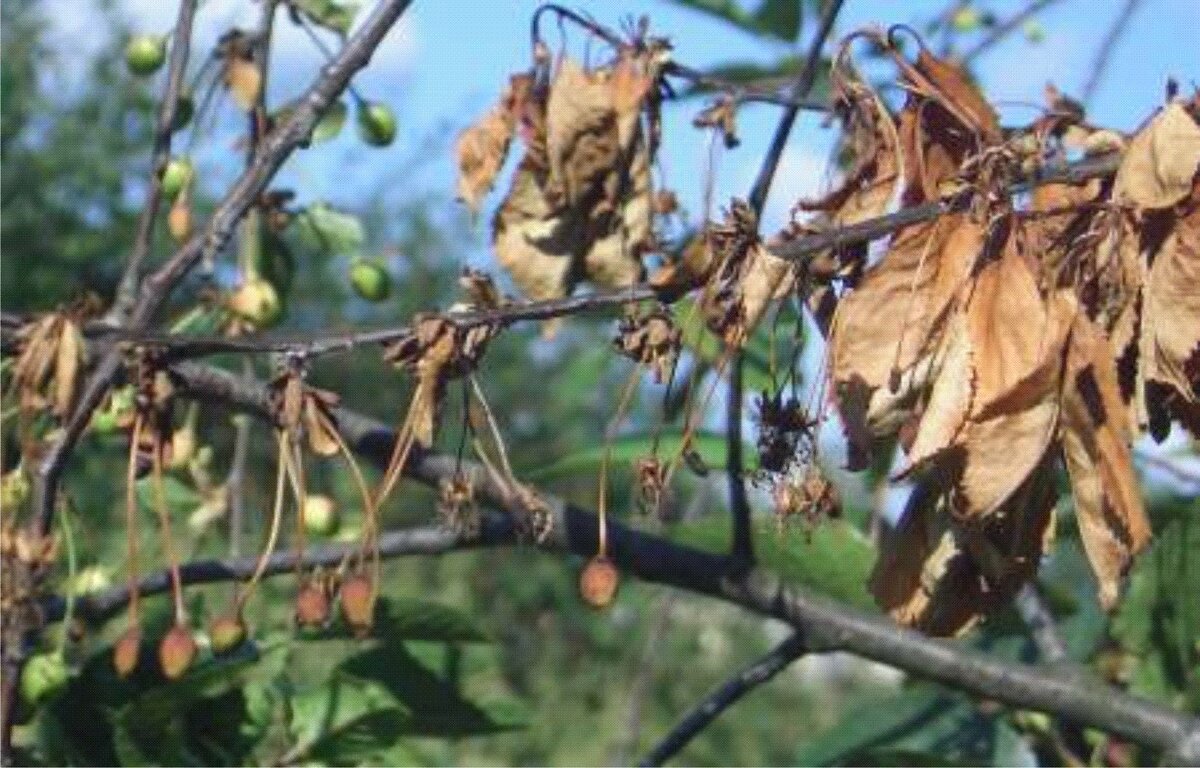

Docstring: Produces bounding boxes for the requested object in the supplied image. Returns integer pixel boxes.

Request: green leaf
[670,0,803,41]
[340,644,527,737]
[289,672,411,763]
[522,432,740,483]
[375,597,491,644]
[292,0,361,36]
[672,517,876,608]
[290,202,365,256]
[135,474,201,516]
[168,304,226,335]
[311,99,348,144]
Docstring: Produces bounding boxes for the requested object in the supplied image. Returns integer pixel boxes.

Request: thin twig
[727,0,846,568]
[1081,0,1142,105]
[1015,583,1070,664]
[960,0,1066,64]
[111,0,200,320]
[639,634,808,766]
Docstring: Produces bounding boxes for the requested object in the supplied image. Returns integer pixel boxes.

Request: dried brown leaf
[1113,102,1200,210]
[1140,193,1200,406]
[1061,314,1150,609]
[455,75,530,213]
[53,321,83,419]
[225,57,262,112]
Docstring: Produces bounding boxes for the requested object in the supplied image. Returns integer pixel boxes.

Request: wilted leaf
[1061,313,1150,609]
[1113,102,1200,210]
[456,75,530,213]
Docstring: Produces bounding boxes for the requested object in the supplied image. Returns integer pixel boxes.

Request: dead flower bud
[612,310,680,383]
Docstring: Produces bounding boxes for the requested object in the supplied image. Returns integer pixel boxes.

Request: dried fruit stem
[151,433,186,625]
[314,409,379,586]
[597,363,644,558]
[236,429,288,610]
[124,414,145,623]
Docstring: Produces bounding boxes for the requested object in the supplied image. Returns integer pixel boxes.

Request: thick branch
[134,362,1200,762]
[639,634,807,766]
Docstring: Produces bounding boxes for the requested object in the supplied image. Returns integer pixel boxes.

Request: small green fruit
[113,627,142,678]
[160,157,193,201]
[126,34,167,77]
[349,259,391,302]
[159,625,197,680]
[950,6,980,32]
[356,101,397,147]
[208,612,247,655]
[20,653,70,706]
[303,494,339,537]
[338,575,374,635]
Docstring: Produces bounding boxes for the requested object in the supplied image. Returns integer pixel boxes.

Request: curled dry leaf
[1113,101,1200,210]
[871,463,1057,636]
[224,55,262,112]
[1061,313,1150,609]
[612,310,681,383]
[700,200,794,347]
[455,75,532,214]
[491,48,665,312]
[384,315,497,446]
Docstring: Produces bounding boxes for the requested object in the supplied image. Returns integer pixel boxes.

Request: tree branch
[66,360,1197,763]
[110,0,200,320]
[639,633,808,766]
[1081,0,1142,105]
[28,0,416,538]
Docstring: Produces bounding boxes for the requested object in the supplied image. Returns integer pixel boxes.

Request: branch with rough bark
[42,360,1199,763]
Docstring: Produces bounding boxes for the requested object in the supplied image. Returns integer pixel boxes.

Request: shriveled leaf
[1061,314,1150,610]
[1114,102,1200,210]
[872,463,1057,636]
[53,320,83,419]
[828,215,978,466]
[455,75,530,213]
[1140,193,1200,423]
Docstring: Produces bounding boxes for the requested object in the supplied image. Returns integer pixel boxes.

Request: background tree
[2,1,1198,766]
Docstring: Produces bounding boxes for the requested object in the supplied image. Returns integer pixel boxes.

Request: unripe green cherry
[349,259,391,302]
[303,494,340,537]
[20,653,70,707]
[126,34,167,77]
[356,101,397,147]
[160,157,193,200]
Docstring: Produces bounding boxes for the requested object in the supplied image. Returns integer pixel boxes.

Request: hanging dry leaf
[1061,313,1150,609]
[52,320,83,419]
[455,75,531,213]
[1113,101,1200,210]
[491,49,664,312]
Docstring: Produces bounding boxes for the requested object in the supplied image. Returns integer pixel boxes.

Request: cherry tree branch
[28,0,416,538]
[1081,0,1142,105]
[638,634,808,766]
[110,0,200,320]
[46,360,1198,763]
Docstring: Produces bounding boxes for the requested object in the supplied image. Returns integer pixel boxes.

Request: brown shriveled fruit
[113,627,142,678]
[295,582,330,628]
[579,556,619,609]
[338,574,375,635]
[208,612,248,655]
[158,625,197,680]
